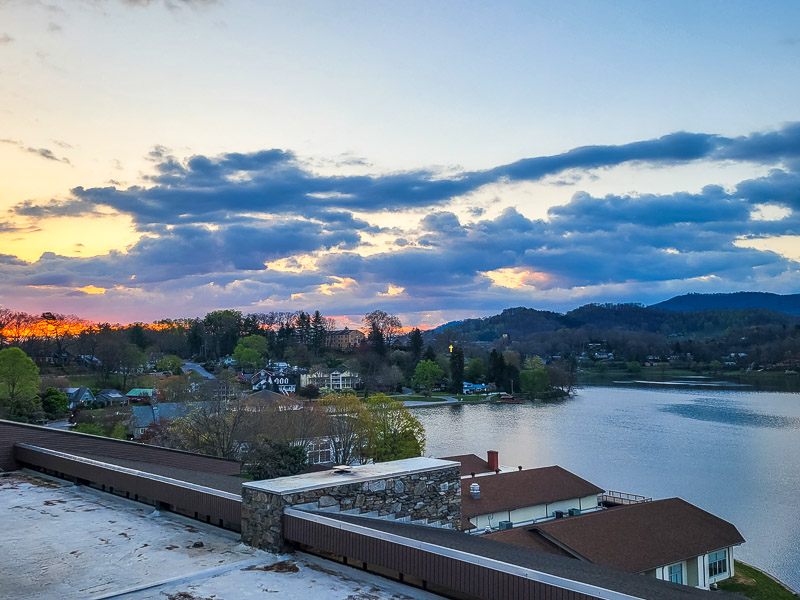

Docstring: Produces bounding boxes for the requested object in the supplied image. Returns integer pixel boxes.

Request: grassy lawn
[716,561,798,599]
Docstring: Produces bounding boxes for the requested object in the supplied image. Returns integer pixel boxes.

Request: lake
[414,386,800,592]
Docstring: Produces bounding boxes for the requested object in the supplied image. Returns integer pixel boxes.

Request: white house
[454,462,604,532]
[486,497,745,590]
[301,366,362,391]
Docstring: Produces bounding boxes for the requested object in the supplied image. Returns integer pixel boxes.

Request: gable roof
[492,498,745,573]
[440,453,494,477]
[460,465,604,519]
[130,401,212,429]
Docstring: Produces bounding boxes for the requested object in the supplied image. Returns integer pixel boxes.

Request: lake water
[414,387,800,592]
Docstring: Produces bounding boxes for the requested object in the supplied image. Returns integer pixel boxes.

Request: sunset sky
[1,1,799,328]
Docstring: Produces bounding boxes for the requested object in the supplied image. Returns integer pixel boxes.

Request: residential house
[457,464,604,532]
[130,401,208,438]
[462,382,488,395]
[301,366,362,391]
[95,389,126,407]
[325,328,366,350]
[63,387,96,409]
[200,378,242,403]
[126,388,157,403]
[485,497,745,590]
[252,371,297,394]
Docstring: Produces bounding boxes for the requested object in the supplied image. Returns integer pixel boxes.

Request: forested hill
[650,292,800,316]
[433,302,799,342]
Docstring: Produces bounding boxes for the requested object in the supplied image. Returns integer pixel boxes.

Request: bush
[245,438,308,480]
[297,385,319,399]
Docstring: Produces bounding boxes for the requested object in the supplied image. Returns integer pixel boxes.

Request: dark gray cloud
[1,138,71,164]
[3,122,799,320]
[25,147,70,163]
[15,122,799,229]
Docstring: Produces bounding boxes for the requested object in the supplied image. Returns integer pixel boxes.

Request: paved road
[182,361,216,379]
[44,420,72,430]
[402,397,460,408]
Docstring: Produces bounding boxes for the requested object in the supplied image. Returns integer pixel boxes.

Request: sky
[1,0,799,329]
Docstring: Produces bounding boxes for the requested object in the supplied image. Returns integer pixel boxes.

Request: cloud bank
[3,123,799,323]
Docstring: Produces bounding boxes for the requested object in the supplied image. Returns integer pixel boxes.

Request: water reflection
[659,397,800,429]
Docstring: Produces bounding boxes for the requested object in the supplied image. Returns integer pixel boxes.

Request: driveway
[182,361,215,379]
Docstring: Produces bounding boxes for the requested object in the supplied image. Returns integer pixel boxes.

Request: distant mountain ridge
[650,292,800,316]
[429,292,800,341]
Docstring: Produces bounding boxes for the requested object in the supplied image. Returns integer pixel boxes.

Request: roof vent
[470,483,480,499]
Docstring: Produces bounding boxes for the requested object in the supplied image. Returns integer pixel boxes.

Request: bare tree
[318,393,372,465]
[169,375,248,460]
[363,310,402,344]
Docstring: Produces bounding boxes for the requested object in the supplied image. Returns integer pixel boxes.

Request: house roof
[65,387,93,401]
[439,453,494,477]
[490,498,745,573]
[130,401,212,429]
[304,509,739,600]
[126,388,156,396]
[329,328,364,336]
[460,466,604,520]
[248,389,288,402]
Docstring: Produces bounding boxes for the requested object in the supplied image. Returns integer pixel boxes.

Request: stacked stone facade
[241,463,461,552]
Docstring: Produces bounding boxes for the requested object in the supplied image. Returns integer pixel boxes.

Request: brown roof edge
[1,419,240,463]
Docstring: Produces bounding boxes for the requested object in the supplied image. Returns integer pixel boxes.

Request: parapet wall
[241,458,461,552]
[0,419,241,475]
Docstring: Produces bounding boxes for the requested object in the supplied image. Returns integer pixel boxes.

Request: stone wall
[241,464,461,553]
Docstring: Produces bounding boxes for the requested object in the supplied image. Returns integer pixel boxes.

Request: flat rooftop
[244,456,459,494]
[2,470,438,600]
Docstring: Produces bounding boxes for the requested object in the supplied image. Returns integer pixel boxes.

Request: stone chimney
[487,450,499,471]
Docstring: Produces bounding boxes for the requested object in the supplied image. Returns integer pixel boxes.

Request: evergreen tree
[488,349,506,390]
[311,310,327,353]
[423,345,437,362]
[368,323,386,357]
[295,311,312,346]
[449,346,465,394]
[409,328,424,363]
[127,324,148,351]
[187,319,205,357]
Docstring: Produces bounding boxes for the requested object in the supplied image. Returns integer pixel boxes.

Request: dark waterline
[415,386,800,592]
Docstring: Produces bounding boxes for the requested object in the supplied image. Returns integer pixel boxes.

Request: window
[307,439,332,464]
[668,563,683,584]
[708,550,728,578]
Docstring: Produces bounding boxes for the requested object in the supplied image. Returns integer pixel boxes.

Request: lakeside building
[485,498,744,590]
[300,366,362,390]
[1,419,746,599]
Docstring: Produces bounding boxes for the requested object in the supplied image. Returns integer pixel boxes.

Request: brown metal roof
[502,498,745,573]
[439,453,494,477]
[460,465,604,519]
[484,525,574,557]
[297,509,743,600]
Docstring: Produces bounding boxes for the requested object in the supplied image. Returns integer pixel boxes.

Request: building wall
[0,419,241,475]
[241,464,461,553]
[647,546,735,590]
[470,494,600,530]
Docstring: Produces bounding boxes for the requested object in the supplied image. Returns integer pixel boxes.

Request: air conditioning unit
[553,510,564,519]
[498,521,513,530]
[568,508,581,516]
